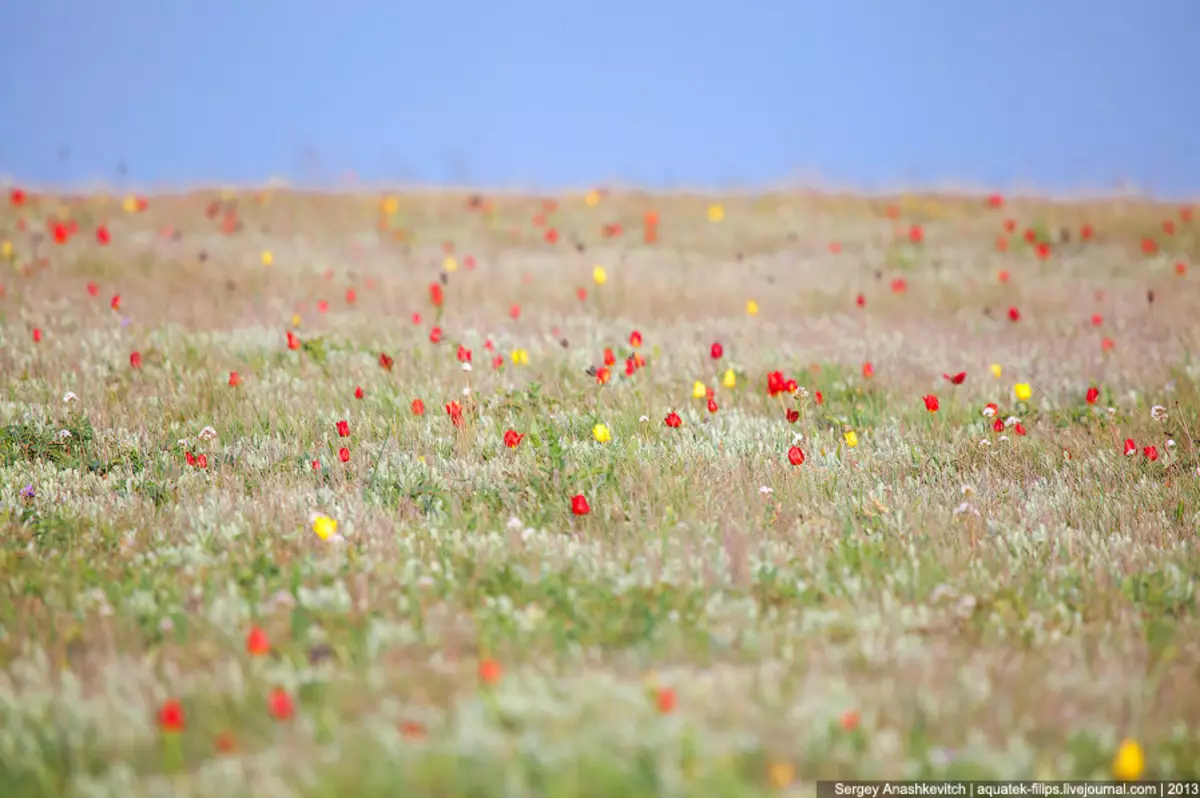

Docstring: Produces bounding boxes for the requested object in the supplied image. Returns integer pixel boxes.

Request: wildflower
[844,430,858,448]
[503,429,524,448]
[336,420,350,437]
[63,391,79,403]
[20,484,36,499]
[1144,445,1159,461]
[338,447,350,463]
[923,395,940,413]
[629,330,643,348]
[429,327,442,344]
[943,371,966,385]
[570,494,591,515]
[198,426,218,441]
[260,250,274,266]
[692,381,707,399]
[311,514,338,540]
[246,626,270,656]
[759,486,774,495]
[268,688,294,721]
[287,331,301,350]
[159,699,185,733]
[990,363,1002,378]
[379,352,394,370]
[746,299,759,316]
[710,342,723,360]
[1013,383,1031,402]
[787,446,806,466]
[855,293,866,308]
[655,687,676,714]
[982,403,998,417]
[1112,739,1144,781]
[603,348,616,367]
[479,658,503,685]
[592,423,612,443]
[354,385,364,399]
[511,348,529,365]
[707,397,718,413]
[768,761,795,789]
[723,369,736,388]
[1124,438,1137,457]
[664,411,682,428]
[1086,386,1100,405]
[445,401,463,426]
[1151,405,1168,421]
[786,409,799,423]
[1008,306,1021,322]
[862,362,874,378]
[228,371,241,386]
[411,399,425,415]
[592,265,607,285]
[456,345,471,363]
[429,283,444,307]
[130,351,142,369]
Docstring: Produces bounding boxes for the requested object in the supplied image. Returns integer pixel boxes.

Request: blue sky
[2,1,1197,197]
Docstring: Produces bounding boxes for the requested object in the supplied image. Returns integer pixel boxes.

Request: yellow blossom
[592,265,607,285]
[592,423,612,444]
[443,256,458,272]
[291,314,302,328]
[723,369,737,388]
[990,363,1003,378]
[122,195,138,213]
[708,204,725,223]
[1112,739,1144,781]
[585,190,600,207]
[767,761,795,789]
[746,299,759,316]
[692,381,707,399]
[311,514,338,541]
[381,196,399,215]
[511,348,530,365]
[844,430,859,448]
[1,240,12,258]
[1013,383,1032,402]
[260,250,274,266]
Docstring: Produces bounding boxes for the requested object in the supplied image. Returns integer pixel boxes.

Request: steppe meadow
[0,182,1198,796]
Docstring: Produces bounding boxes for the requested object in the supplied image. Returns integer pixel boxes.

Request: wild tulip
[503,429,524,448]
[159,699,185,733]
[1086,386,1099,404]
[787,446,805,466]
[571,494,591,515]
[923,395,940,413]
[710,342,723,360]
[411,398,425,415]
[246,626,270,656]
[130,352,142,369]
[664,411,682,428]
[338,447,350,463]
[268,688,294,721]
[336,420,350,437]
[943,371,966,385]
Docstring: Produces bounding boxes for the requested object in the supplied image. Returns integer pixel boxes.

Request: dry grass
[1,185,1198,796]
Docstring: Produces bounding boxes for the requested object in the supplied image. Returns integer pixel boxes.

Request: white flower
[462,386,472,396]
[960,485,974,496]
[954,502,979,516]
[792,432,804,445]
[198,426,218,441]
[638,415,649,423]
[1004,416,1021,428]
[981,405,997,417]
[461,362,473,372]
[57,429,72,440]
[506,517,524,531]
[62,391,79,404]
[177,438,190,448]
[979,439,991,446]
[793,386,809,400]
[759,486,774,495]
[1150,405,1168,422]
[1166,439,1176,448]
[998,435,1009,443]
[1107,407,1117,415]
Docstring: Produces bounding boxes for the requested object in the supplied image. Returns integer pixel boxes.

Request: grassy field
[1,184,1198,796]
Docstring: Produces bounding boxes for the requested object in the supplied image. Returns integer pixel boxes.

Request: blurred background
[1,0,1197,197]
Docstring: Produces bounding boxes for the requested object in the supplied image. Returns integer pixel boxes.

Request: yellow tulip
[1112,739,1144,781]
[692,381,707,399]
[708,204,725,223]
[584,190,600,207]
[990,363,1003,378]
[311,514,338,541]
[291,314,302,328]
[1,240,12,258]
[1013,383,1032,402]
[723,369,736,388]
[122,196,138,213]
[592,423,612,444]
[592,265,607,285]
[261,250,274,266]
[844,430,859,448]
[443,256,458,272]
[381,196,399,215]
[746,299,759,316]
[511,348,529,365]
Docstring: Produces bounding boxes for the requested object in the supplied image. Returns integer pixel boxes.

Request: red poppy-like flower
[603,348,616,367]
[479,658,503,685]
[186,451,197,467]
[228,371,241,386]
[571,494,591,515]
[544,228,559,244]
[1014,423,1027,436]
[1101,337,1115,352]
[656,687,677,714]
[1086,386,1099,404]
[890,278,908,294]
[815,391,823,405]
[87,282,99,297]
[32,328,42,343]
[456,345,472,363]
[1003,218,1017,233]
[1141,237,1158,256]
[159,699,185,733]
[908,224,924,244]
[336,420,350,438]
[215,731,237,753]
[268,688,294,721]
[855,293,866,308]
[862,362,874,379]
[987,193,1004,209]
[943,371,966,385]
[664,411,682,428]
[52,222,70,244]
[706,397,718,413]
[510,304,521,319]
[246,626,270,656]
[710,342,723,360]
[923,395,939,412]
[1175,262,1187,276]
[430,327,443,344]
[503,429,524,448]
[786,409,799,424]
[787,446,805,466]
[1080,223,1094,241]
[311,460,321,470]
[9,188,26,206]
[317,300,329,314]
[345,288,357,304]
[629,330,643,348]
[1124,438,1137,456]
[287,331,301,350]
[445,401,464,427]
[354,385,364,399]
[378,352,394,370]
[1144,445,1159,461]
[1035,242,1050,261]
[411,398,425,415]
[429,282,444,307]
[111,294,121,310]
[1091,313,1103,327]
[96,225,111,245]
[993,418,1004,433]
[577,287,588,301]
[492,355,503,369]
[767,371,786,396]
[596,366,612,384]
[338,447,350,463]
[130,351,142,369]
[1008,306,1021,322]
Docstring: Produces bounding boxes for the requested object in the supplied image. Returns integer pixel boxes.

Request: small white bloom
[759,485,774,495]
[953,502,979,516]
[981,405,997,418]
[461,362,473,372]
[998,435,1009,443]
[1150,405,1168,422]
[1107,407,1117,415]
[520,527,538,542]
[62,391,79,404]
[792,432,804,445]
[1166,439,1176,448]
[979,439,991,446]
[794,386,809,400]
[57,429,72,440]
[177,438,190,448]
[1004,416,1021,428]
[960,485,974,496]
[198,425,218,441]
[506,517,524,531]
[462,386,472,396]
[638,415,649,423]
